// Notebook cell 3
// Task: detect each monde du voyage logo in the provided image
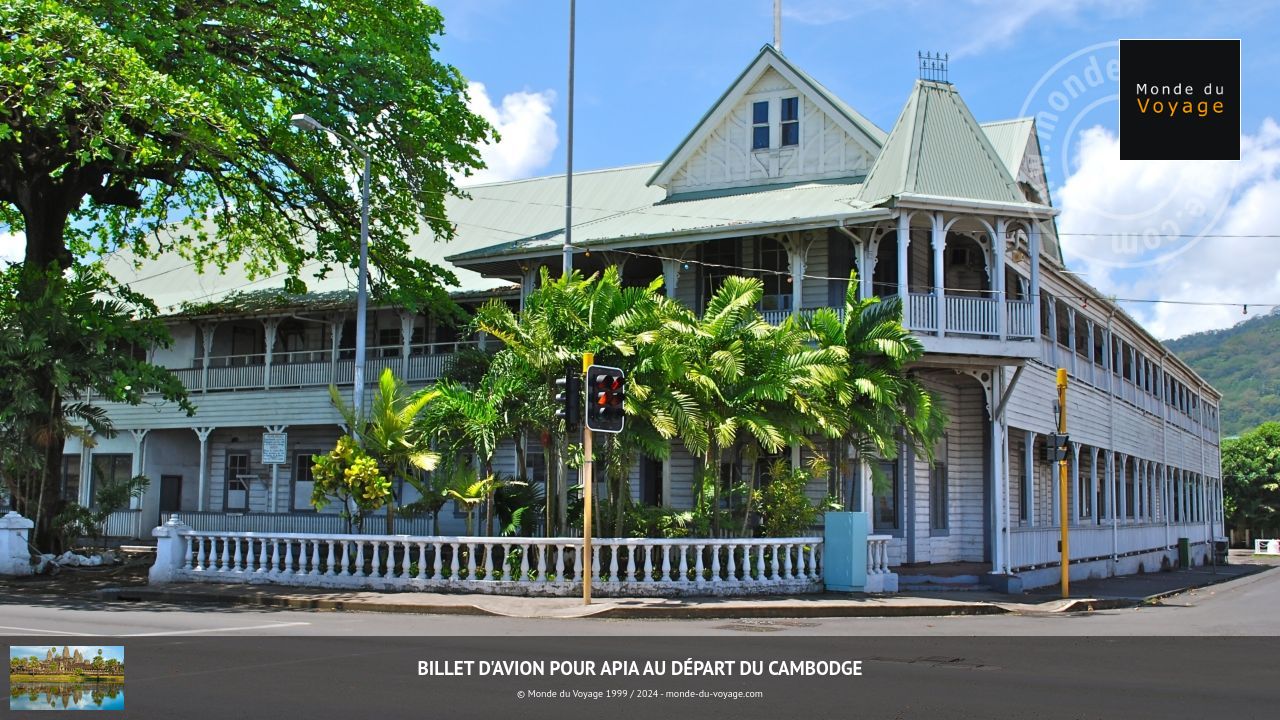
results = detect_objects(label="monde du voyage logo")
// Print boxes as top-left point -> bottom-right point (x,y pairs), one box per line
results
1120,39 -> 1240,160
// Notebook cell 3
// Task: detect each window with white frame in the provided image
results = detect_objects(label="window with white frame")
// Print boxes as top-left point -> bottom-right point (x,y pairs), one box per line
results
780,97 -> 799,146
225,452 -> 250,512
752,101 -> 770,150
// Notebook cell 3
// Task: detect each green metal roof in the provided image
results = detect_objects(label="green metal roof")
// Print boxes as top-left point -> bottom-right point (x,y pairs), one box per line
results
859,80 -> 1028,206
447,178 -> 872,262
980,117 -> 1036,180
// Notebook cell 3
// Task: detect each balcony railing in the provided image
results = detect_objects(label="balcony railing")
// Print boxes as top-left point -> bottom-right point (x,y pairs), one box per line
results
172,341 -> 481,393
907,293 -> 936,332
945,295 -> 998,336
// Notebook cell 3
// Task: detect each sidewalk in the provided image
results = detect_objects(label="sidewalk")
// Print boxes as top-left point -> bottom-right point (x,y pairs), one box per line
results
92,561 -> 1273,620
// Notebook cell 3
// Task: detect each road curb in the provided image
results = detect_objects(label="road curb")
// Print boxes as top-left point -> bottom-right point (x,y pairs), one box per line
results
91,565 -> 1272,620
99,586 -> 1019,619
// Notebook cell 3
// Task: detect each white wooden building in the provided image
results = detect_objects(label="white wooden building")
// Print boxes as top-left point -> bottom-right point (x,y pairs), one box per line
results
78,46 -> 1223,591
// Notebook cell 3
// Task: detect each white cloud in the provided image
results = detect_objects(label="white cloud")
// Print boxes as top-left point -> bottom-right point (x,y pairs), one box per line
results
460,81 -> 558,185
0,229 -> 23,264
1058,119 -> 1280,340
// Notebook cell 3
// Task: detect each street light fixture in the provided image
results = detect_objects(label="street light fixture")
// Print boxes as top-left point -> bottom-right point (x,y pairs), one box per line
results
289,113 -> 372,423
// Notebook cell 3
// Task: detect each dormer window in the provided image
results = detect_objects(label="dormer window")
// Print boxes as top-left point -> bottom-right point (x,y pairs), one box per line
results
781,97 -> 799,146
752,101 -> 770,150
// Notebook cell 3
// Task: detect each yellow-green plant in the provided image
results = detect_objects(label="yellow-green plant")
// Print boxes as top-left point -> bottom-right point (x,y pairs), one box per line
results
311,436 -> 392,533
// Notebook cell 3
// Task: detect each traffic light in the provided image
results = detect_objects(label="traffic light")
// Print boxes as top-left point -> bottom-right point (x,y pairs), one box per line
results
554,365 -> 581,430
585,364 -> 625,433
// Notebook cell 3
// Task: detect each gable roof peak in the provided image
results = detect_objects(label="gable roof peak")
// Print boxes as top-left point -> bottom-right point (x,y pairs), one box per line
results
648,45 -> 887,190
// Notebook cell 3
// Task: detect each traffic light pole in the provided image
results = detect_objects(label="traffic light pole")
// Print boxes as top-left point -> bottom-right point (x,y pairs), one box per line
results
1057,368 -> 1070,599
582,351 -> 594,605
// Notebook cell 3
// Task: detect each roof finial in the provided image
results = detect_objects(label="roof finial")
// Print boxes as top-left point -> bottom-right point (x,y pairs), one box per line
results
774,0 -> 782,54
918,51 -> 950,84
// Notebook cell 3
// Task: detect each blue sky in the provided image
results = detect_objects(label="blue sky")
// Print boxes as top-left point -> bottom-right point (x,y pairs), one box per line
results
10,646 -> 125,664
433,0 -> 1280,339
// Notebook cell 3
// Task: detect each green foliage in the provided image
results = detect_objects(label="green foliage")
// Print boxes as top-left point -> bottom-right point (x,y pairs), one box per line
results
1222,422 -> 1280,535
495,479 -> 544,537
0,0 -> 493,307
53,473 -> 149,549
327,368 -> 438,533
310,436 -> 391,532
0,263 -> 190,550
1165,311 -> 1280,437
756,459 -> 824,538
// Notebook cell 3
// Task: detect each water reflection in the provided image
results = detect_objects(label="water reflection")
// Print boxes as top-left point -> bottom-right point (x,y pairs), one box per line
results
10,681 -> 124,711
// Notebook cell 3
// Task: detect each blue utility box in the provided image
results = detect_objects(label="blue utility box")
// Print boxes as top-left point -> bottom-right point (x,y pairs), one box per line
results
823,511 -> 868,592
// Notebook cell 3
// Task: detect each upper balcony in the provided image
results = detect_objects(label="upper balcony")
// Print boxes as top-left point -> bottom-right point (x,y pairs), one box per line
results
171,340 -> 483,393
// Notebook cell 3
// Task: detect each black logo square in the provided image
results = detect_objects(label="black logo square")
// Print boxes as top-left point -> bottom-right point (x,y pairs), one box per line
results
1120,39 -> 1240,160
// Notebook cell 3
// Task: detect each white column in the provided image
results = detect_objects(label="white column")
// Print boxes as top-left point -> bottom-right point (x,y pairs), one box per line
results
990,369 -> 1007,574
994,218 -> 1007,341
399,311 -> 415,377
263,318 -> 279,390
1069,443 -> 1080,524
861,232 -> 880,300
194,427 -> 214,512
660,258 -> 681,300
1023,430 -> 1034,527
329,315 -> 343,385
199,323 -> 215,394
1028,223 -> 1041,336
520,266 -> 538,310
931,213 -> 945,337
896,213 -> 910,323
129,429 -> 149,510
789,238 -> 808,319
1089,447 -> 1099,524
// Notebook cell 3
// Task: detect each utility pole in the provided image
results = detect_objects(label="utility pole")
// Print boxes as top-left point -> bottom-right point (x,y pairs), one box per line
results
1057,368 -> 1071,598
581,351 -> 594,605
562,0 -> 576,277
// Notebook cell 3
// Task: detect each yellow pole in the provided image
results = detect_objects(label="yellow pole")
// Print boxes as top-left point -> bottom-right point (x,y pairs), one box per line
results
582,352 -> 594,605
1057,368 -> 1070,598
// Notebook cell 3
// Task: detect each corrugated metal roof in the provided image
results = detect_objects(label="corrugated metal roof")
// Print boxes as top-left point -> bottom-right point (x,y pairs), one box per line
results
980,118 -> 1035,179
103,165 -> 662,314
859,80 -> 1027,205
447,179 -> 871,261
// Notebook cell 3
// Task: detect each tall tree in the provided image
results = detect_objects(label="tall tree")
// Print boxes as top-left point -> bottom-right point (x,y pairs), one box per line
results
0,0 -> 494,546
1222,422 -> 1280,539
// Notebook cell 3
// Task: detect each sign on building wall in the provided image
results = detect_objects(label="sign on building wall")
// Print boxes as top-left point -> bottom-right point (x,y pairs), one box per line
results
261,432 -> 288,465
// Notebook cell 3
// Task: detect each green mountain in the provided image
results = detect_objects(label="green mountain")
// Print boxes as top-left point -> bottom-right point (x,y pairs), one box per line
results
1165,310 -> 1280,437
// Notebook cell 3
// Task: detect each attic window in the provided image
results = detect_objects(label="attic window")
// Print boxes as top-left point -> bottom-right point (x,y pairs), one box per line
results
752,101 -> 769,150
781,97 -> 799,146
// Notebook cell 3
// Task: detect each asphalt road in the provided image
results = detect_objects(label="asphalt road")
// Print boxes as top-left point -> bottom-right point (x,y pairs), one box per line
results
2,564 -> 1278,637
6,569 -> 1278,718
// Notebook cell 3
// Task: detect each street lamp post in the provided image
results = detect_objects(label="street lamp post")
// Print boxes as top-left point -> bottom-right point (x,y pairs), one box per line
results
290,113 -> 371,421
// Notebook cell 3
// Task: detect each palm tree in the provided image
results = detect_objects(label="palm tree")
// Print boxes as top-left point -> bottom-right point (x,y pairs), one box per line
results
473,266 -> 669,535
649,276 -> 846,534
803,272 -> 946,505
329,368 -> 439,534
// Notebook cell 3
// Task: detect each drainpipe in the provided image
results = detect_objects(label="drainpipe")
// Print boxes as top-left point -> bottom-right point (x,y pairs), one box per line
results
1107,309 -> 1118,566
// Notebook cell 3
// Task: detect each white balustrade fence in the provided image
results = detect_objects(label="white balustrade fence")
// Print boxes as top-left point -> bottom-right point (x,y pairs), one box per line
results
149,518 -> 823,597
864,535 -> 897,593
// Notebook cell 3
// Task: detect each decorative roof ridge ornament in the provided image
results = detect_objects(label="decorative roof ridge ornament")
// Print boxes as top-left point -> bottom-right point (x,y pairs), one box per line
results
919,51 -> 950,84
